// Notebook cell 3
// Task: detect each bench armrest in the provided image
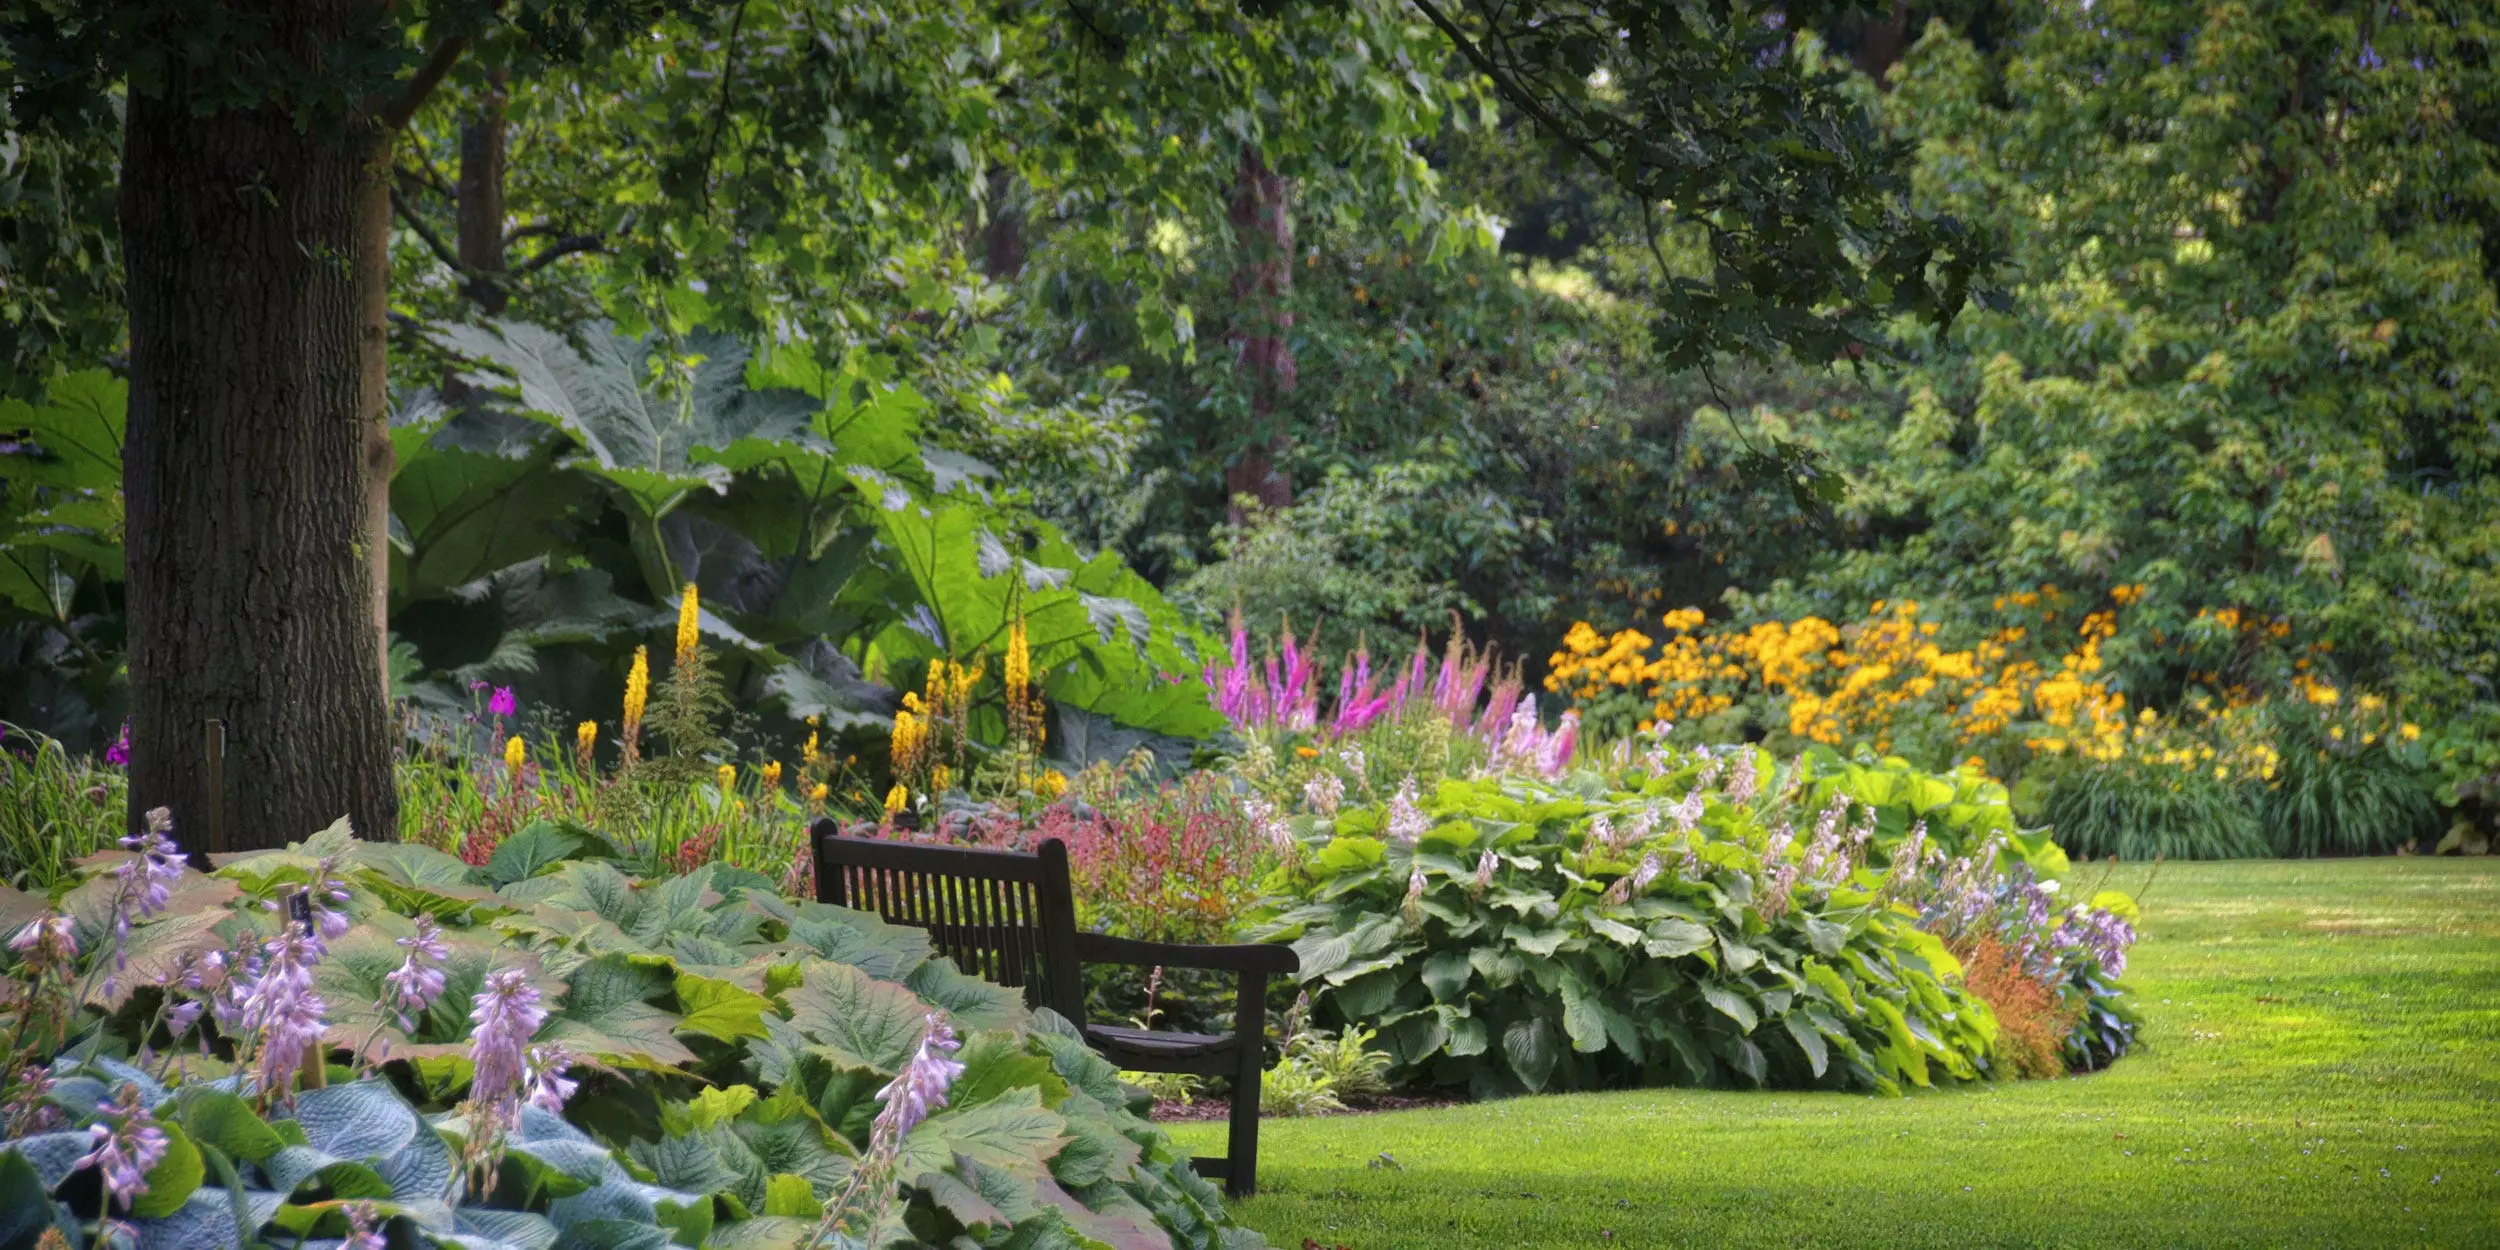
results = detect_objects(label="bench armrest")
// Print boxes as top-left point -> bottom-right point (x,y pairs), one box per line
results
1072,931 -> 1299,976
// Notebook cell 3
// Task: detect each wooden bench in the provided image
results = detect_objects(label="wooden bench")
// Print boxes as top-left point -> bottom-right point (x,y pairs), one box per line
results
809,823 -> 1298,1198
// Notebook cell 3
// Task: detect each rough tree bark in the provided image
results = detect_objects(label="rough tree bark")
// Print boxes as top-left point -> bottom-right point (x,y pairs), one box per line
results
120,6 -> 400,851
458,70 -> 510,313
1223,145 -> 1294,526
1850,0 -> 1913,87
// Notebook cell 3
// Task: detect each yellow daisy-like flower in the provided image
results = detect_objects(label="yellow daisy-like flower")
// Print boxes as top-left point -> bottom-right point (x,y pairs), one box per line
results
2400,722 -> 2420,741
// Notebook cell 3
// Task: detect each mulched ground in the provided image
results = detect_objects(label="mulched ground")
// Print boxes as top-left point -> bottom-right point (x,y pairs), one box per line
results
1149,1090 -> 1465,1122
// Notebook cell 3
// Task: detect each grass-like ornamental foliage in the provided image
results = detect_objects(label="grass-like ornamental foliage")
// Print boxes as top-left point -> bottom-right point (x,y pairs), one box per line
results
1253,740 -> 2131,1099
0,820 -> 1266,1250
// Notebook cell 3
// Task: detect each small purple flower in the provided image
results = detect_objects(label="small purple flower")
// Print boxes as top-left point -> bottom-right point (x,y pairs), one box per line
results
113,807 -> 187,932
9,913 -> 78,969
487,687 -> 518,720
2,1064 -> 60,1135
468,968 -> 547,1129
871,1015 -> 963,1144
166,999 -> 205,1036
78,1082 -> 169,1212
342,1201 -> 387,1250
521,1044 -> 579,1112
384,916 -> 451,1027
241,926 -> 328,1099
104,722 -> 131,768
307,855 -> 354,943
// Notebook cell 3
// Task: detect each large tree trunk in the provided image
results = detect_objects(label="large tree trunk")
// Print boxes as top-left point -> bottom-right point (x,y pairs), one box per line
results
120,24 -> 399,853
1851,0 -> 1913,87
1224,145 -> 1294,526
458,71 -> 510,314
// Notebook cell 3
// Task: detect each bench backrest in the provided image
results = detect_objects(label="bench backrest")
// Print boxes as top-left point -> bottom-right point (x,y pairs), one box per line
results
808,822 -> 1087,1023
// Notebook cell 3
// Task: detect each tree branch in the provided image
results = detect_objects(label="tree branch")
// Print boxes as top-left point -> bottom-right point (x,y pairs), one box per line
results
1408,0 -> 1605,175
390,187 -> 471,276
380,36 -> 470,132
696,1 -> 753,210
514,234 -> 607,274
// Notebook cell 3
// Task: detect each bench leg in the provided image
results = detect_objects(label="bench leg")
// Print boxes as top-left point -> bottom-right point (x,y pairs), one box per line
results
1225,970 -> 1269,1199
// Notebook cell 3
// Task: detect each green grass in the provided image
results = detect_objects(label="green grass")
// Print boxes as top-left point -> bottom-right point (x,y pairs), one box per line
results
1171,859 -> 2500,1247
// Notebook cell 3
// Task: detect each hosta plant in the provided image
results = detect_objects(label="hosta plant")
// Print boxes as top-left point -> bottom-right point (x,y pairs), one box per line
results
1253,737 -> 2134,1098
0,816 -> 1265,1250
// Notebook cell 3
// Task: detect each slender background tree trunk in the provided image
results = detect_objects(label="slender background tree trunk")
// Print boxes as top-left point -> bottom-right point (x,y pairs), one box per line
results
120,18 -> 398,852
1224,145 -> 1295,525
458,71 -> 510,314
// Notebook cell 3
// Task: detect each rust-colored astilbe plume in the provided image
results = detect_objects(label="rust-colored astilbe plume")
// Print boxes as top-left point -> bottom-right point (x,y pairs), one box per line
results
1952,933 -> 2079,1080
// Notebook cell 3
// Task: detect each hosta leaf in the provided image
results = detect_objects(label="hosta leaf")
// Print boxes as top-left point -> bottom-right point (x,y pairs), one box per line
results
1557,976 -> 1609,1054
127,1184 -> 283,1250
1643,918 -> 1713,959
1701,984 -> 1760,1033
287,1081 -> 419,1162
1784,1013 -> 1831,1077
1419,950 -> 1472,1003
455,1207 -> 561,1250
1501,1016 -> 1559,1092
130,1121 -> 204,1218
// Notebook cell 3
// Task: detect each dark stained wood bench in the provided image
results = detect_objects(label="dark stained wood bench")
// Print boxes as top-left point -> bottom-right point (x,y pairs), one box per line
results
808,823 -> 1298,1198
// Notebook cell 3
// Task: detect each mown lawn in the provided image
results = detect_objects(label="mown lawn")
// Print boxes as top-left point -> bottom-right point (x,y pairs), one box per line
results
1169,858 -> 2500,1248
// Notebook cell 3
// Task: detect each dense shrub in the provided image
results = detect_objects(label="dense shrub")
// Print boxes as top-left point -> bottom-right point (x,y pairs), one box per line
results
0,817 -> 1265,1250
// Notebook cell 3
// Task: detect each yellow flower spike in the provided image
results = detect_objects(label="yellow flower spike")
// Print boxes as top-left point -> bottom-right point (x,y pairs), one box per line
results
810,782 -> 830,803
505,735 -> 527,775
883,783 -> 908,815
802,731 -> 819,766
717,763 -> 737,792
577,720 -> 599,751
622,646 -> 651,734
675,583 -> 702,667
762,760 -> 783,789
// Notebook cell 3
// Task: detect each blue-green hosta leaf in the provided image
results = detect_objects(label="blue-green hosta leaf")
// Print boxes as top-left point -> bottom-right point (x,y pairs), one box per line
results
544,1215 -> 673,1250
0,1151 -> 52,1247
1558,975 -> 1610,1054
284,1081 -> 420,1163
456,1207 -> 561,1250
895,1088 -> 1069,1179
127,1184 -> 283,1250
627,1131 -> 741,1197
5,1130 -> 98,1189
782,959 -> 934,1073
1643,918 -> 1714,959
699,1216 -> 817,1250
1039,1091 -> 1142,1188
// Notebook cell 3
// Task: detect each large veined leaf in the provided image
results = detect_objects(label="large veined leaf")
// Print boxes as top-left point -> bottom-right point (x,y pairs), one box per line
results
894,1088 -> 1069,1178
781,959 -> 934,1073
543,952 -> 699,1071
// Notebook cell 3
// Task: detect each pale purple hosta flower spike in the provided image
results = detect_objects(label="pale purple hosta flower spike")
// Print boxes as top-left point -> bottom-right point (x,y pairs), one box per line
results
308,855 -> 355,943
9,914 -> 78,969
385,916 -> 451,1027
115,807 -> 186,926
522,1044 -> 579,1113
1472,849 -> 1498,897
1385,776 -> 1428,844
342,1202 -> 387,1250
1401,866 -> 1429,924
1587,814 -> 1616,850
873,1015 -> 965,1144
78,1082 -> 169,1212
1725,751 -> 1759,805
468,968 -> 547,1128
1303,771 -> 1344,816
244,926 -> 329,1099
1630,852 -> 1663,893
